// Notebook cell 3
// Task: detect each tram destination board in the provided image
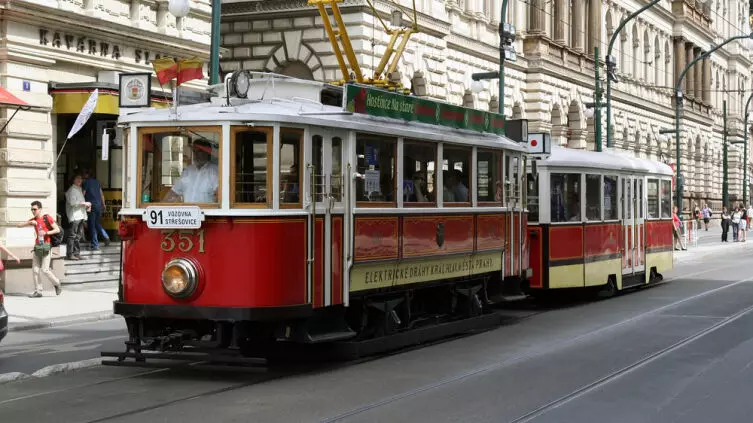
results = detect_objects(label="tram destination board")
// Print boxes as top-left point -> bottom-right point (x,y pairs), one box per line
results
143,206 -> 203,229
343,84 -> 505,135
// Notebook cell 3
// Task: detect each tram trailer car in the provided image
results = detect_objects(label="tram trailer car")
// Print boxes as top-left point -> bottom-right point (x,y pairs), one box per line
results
525,146 -> 675,297
112,74 -> 531,357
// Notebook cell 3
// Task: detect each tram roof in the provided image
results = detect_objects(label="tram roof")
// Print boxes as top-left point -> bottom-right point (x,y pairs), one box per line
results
539,145 -> 673,176
119,98 -> 527,153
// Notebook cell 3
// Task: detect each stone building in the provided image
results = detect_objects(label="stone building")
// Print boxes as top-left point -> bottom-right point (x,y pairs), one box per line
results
0,0 -> 211,292
221,0 -> 753,213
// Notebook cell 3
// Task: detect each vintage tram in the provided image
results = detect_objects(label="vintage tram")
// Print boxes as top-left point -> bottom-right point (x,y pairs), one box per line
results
109,73 -> 532,359
525,145 -> 675,297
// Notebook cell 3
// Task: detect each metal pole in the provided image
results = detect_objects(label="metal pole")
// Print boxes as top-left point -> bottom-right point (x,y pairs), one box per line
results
744,93 -> 753,205
605,0 -> 662,148
594,46 -> 602,152
499,0 -> 508,132
723,100 -> 728,207
674,34 -> 750,214
209,0 -> 221,85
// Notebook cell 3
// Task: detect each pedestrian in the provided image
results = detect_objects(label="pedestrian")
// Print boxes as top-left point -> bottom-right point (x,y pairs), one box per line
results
701,203 -> 711,231
740,204 -> 748,242
731,206 -> 741,242
748,204 -> 753,231
721,206 -> 731,242
672,206 -> 686,250
15,201 -> 62,297
82,168 -> 111,250
0,240 -> 21,271
65,174 -> 91,260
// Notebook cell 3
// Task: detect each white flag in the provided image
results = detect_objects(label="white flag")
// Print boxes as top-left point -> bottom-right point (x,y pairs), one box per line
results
67,89 -> 99,139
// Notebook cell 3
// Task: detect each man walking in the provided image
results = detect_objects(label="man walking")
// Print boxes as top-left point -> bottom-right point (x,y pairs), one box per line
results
65,174 -> 90,260
17,201 -> 62,297
701,203 -> 711,231
82,168 -> 110,250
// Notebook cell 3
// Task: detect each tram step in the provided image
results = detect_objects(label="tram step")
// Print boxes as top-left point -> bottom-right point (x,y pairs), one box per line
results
64,255 -> 120,267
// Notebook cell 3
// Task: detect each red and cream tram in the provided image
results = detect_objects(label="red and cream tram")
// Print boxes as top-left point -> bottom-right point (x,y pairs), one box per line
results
525,146 -> 675,296
110,73 -> 531,358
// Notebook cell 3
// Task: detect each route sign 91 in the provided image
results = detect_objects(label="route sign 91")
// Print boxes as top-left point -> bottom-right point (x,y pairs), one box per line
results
142,206 -> 203,229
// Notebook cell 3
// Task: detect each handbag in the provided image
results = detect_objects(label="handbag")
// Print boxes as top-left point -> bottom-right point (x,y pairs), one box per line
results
33,243 -> 51,258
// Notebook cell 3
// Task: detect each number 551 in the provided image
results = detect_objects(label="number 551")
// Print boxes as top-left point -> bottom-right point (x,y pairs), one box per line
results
160,230 -> 206,253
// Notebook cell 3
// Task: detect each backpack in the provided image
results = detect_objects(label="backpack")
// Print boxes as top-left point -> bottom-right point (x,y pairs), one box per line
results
43,214 -> 64,247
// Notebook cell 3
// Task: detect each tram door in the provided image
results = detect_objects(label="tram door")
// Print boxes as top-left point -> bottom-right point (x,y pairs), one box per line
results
634,178 -> 645,273
621,176 -> 645,276
310,128 -> 346,307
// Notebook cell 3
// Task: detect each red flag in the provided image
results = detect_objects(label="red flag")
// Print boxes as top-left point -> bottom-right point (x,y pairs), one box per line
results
177,57 -> 205,86
152,57 -> 178,85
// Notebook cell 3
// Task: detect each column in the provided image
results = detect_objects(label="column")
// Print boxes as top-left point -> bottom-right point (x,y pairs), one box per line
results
702,57 -> 711,104
490,0 -> 501,24
674,37 -> 685,91
465,0 -> 473,14
572,0 -> 584,51
528,0 -> 546,33
587,0 -> 601,54
685,43 -> 694,97
554,0 -> 567,43
694,47 -> 702,103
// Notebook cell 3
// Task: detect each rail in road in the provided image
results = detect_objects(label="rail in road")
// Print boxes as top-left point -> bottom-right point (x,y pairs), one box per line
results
0,257 -> 750,422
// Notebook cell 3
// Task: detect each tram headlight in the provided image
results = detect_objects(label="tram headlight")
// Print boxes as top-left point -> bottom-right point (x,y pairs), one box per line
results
230,70 -> 250,98
161,258 -> 198,299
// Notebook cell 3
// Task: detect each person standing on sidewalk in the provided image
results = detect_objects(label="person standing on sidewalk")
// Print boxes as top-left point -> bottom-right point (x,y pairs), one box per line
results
16,201 -> 62,297
731,206 -> 742,242
721,206 -> 731,242
740,205 -> 748,242
701,204 -> 711,231
82,168 -> 110,250
65,174 -> 90,260
673,206 -> 686,250
747,204 -> 753,231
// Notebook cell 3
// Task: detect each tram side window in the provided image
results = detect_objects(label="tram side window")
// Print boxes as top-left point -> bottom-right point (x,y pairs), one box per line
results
443,145 -> 471,203
647,179 -> 659,218
356,134 -> 396,203
403,141 -> 436,205
140,127 -> 220,206
526,171 -> 539,221
232,128 -> 270,205
477,150 -> 502,203
505,154 -> 521,206
585,174 -> 601,221
660,180 -> 672,218
551,173 -> 581,222
280,128 -> 303,206
604,175 -> 618,220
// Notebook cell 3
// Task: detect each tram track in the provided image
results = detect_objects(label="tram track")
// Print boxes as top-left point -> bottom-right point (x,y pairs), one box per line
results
0,261 -> 741,423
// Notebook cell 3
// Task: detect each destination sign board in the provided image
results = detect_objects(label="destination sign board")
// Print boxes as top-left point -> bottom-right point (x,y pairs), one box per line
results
143,206 -> 203,229
343,84 -> 505,135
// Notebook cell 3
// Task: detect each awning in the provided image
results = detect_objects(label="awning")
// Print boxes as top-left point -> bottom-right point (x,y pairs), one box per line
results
0,86 -> 29,107
50,84 -> 172,115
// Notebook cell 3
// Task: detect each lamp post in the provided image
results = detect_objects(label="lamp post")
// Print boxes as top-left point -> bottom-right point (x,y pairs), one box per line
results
168,0 -> 220,85
470,0 -> 516,134
674,33 -> 752,213
742,92 -> 753,205
605,0 -> 662,149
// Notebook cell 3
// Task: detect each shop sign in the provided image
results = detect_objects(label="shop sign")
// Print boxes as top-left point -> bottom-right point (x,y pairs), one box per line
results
39,29 -> 169,64
343,84 -> 505,135
102,190 -> 122,231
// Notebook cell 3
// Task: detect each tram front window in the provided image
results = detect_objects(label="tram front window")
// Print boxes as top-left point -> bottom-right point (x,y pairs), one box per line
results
139,127 -> 221,206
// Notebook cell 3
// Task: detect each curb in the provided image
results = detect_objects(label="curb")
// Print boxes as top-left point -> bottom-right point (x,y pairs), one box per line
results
8,311 -> 117,332
674,242 -> 753,264
0,358 -> 103,385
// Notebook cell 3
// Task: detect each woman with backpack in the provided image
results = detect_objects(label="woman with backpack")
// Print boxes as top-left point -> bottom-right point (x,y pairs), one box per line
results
16,201 -> 62,297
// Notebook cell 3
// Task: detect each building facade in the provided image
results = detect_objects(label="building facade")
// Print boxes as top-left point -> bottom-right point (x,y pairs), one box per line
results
220,0 -> 753,214
0,0 -> 212,253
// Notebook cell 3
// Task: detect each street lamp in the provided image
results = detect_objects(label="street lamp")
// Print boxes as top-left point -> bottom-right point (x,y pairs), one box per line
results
470,79 -> 484,94
168,0 -> 190,18
674,33 -> 752,213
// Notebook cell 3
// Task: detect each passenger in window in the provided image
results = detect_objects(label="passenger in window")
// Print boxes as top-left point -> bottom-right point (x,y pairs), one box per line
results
446,170 -> 468,202
282,163 -> 299,203
569,202 -> 581,221
163,139 -> 219,203
406,173 -> 431,202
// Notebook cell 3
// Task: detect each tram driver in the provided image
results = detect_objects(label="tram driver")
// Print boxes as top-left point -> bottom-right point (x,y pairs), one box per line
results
163,139 -> 219,203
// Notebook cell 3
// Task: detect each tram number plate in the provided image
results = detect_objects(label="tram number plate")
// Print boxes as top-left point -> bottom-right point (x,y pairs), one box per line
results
143,206 -> 203,229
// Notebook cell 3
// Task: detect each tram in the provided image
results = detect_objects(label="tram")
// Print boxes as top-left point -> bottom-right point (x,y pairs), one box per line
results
525,146 -> 674,297
109,73 -> 532,359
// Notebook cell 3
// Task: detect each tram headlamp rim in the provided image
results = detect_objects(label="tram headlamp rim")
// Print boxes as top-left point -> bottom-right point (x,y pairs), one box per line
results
231,70 -> 250,99
161,258 -> 199,299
